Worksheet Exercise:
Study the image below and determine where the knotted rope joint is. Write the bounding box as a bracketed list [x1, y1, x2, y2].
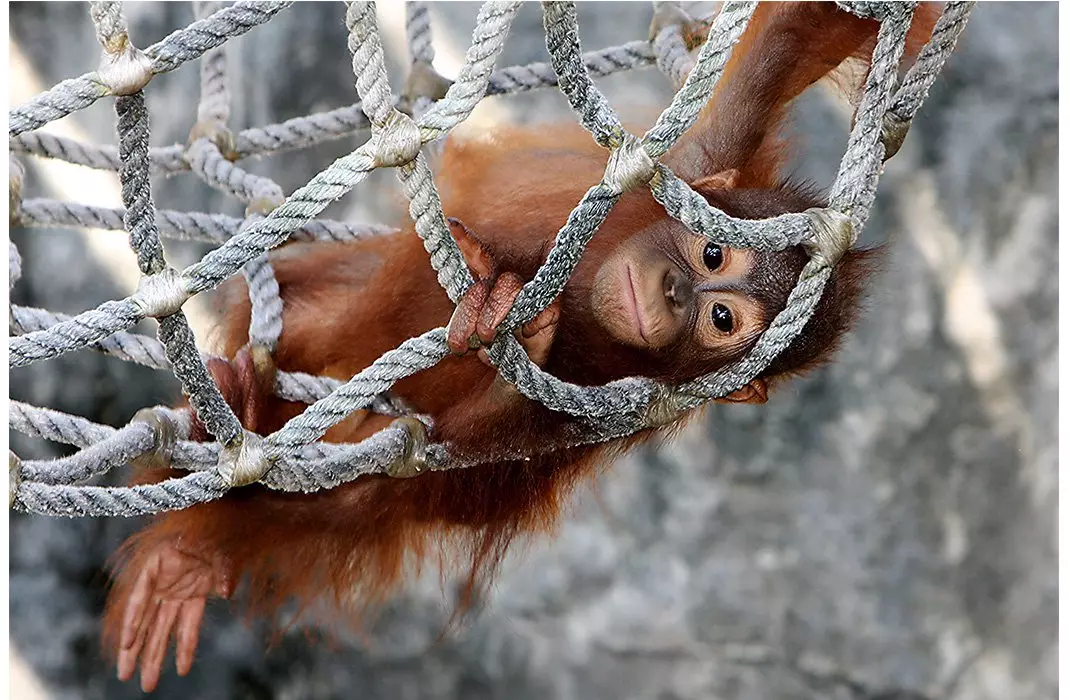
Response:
[386, 417, 430, 479]
[188, 119, 238, 161]
[97, 43, 154, 96]
[217, 429, 270, 487]
[803, 208, 856, 267]
[130, 406, 179, 468]
[603, 133, 656, 195]
[131, 267, 190, 318]
[371, 111, 424, 168]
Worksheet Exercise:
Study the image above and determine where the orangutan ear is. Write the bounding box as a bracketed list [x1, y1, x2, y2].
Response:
[715, 378, 768, 405]
[690, 168, 740, 191]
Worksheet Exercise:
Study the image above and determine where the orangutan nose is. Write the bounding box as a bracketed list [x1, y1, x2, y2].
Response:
[663, 267, 694, 312]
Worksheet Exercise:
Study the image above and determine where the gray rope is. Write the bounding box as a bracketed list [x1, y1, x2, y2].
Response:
[651, 11, 693, 89]
[14, 471, 229, 517]
[542, 2, 625, 148]
[650, 167, 812, 251]
[11, 304, 171, 369]
[406, 2, 435, 65]
[187, 139, 285, 205]
[10, 1, 293, 137]
[262, 328, 449, 461]
[16, 198, 396, 243]
[115, 93, 165, 275]
[828, 5, 914, 228]
[89, 1, 129, 54]
[21, 422, 158, 486]
[241, 221, 284, 353]
[10, 400, 116, 448]
[346, 2, 472, 302]
[887, 2, 974, 126]
[416, 1, 523, 140]
[10, 304, 395, 413]
[9, 299, 144, 368]
[195, 1, 231, 126]
[9, 156, 24, 227]
[641, 1, 756, 160]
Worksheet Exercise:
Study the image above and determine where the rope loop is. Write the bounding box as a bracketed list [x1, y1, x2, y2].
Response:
[603, 133, 656, 195]
[803, 208, 856, 267]
[131, 266, 190, 318]
[97, 42, 154, 96]
[371, 110, 423, 168]
[217, 429, 270, 487]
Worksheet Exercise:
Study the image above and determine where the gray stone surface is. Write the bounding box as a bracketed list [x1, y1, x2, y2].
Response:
[8, 3, 1056, 699]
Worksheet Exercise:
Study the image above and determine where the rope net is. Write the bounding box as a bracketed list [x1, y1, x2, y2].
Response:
[8, 1, 972, 517]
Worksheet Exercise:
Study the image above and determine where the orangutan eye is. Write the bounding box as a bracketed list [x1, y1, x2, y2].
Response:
[711, 303, 734, 333]
[702, 242, 725, 272]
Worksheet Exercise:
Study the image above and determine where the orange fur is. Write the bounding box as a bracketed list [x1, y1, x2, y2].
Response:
[103, 1, 941, 663]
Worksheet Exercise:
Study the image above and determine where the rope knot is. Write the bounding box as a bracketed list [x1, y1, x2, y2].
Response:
[803, 208, 856, 267]
[217, 430, 270, 487]
[188, 119, 238, 161]
[371, 111, 423, 168]
[603, 134, 656, 195]
[386, 417, 430, 478]
[132, 267, 190, 318]
[131, 407, 179, 467]
[97, 42, 154, 96]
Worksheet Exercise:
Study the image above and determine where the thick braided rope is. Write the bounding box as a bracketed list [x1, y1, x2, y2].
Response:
[195, 1, 231, 126]
[642, 1, 757, 159]
[8, 41, 660, 175]
[11, 305, 171, 369]
[887, 1, 974, 127]
[406, 2, 435, 66]
[10, 1, 293, 137]
[9, 2, 968, 513]
[346, 2, 470, 303]
[15, 198, 396, 244]
[9, 399, 450, 500]
[89, 2, 128, 54]
[416, 2, 522, 140]
[828, 4, 914, 228]
[15, 472, 230, 517]
[650, 3, 694, 89]
[103, 7, 246, 447]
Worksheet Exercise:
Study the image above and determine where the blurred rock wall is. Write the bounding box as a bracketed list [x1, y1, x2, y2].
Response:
[9, 3, 1056, 699]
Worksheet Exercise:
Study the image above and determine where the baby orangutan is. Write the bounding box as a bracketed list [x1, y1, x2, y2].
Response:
[105, 2, 939, 690]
